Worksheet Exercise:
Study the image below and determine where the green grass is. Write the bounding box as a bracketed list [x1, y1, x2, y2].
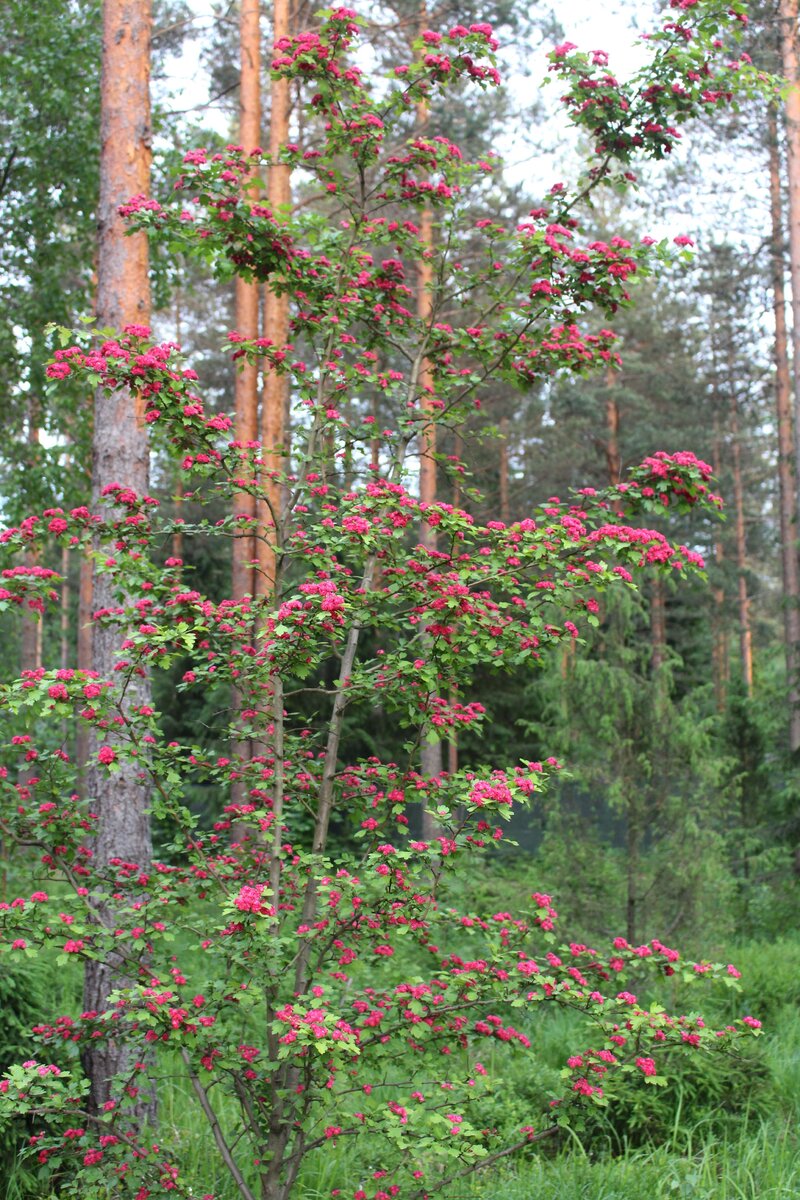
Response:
[470, 1120, 800, 1200]
[4, 938, 800, 1200]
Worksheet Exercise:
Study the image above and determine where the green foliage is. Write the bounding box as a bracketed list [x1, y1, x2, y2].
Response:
[0, 954, 81, 1196]
[706, 939, 800, 1025]
[0, 3, 793, 1198]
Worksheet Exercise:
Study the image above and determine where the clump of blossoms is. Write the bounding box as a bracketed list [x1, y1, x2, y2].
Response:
[0, 5, 765, 1200]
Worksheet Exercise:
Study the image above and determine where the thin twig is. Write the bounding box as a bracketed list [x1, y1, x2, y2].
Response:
[407, 1125, 560, 1200]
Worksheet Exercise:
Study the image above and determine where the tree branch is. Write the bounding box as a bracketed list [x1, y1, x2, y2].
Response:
[0, 145, 18, 200]
[180, 1047, 257, 1200]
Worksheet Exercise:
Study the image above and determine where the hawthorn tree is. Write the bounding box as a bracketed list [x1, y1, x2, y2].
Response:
[0, 4, 767, 1199]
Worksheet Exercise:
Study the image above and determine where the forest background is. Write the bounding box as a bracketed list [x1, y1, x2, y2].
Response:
[1, 0, 800, 1198]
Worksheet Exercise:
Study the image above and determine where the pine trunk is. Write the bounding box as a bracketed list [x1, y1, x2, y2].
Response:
[650, 575, 666, 672]
[233, 0, 261, 604]
[605, 361, 621, 486]
[448, 433, 463, 779]
[76, 551, 94, 777]
[60, 543, 70, 673]
[231, 0, 262, 817]
[626, 788, 640, 946]
[769, 107, 800, 749]
[711, 536, 730, 711]
[415, 3, 442, 827]
[259, 0, 291, 597]
[20, 406, 42, 675]
[728, 392, 753, 695]
[779, 0, 800, 534]
[82, 0, 154, 1122]
[711, 419, 729, 711]
[499, 416, 510, 523]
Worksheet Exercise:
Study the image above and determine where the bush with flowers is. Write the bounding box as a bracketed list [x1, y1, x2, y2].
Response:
[0, 5, 765, 1198]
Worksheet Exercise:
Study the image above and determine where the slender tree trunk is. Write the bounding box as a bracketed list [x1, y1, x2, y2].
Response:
[415, 2, 442, 827]
[231, 0, 262, 817]
[416, 134, 436, 550]
[59, 541, 71, 745]
[78, 279, 97, 781]
[650, 575, 666, 672]
[233, 0, 261, 603]
[728, 391, 753, 696]
[711, 535, 729, 711]
[626, 788, 640, 945]
[779, 0, 800, 534]
[370, 392, 380, 470]
[448, 433, 463, 778]
[605, 361, 621, 486]
[20, 406, 42, 675]
[82, 0, 154, 1122]
[173, 479, 184, 561]
[173, 283, 185, 563]
[415, 0, 435, 527]
[499, 416, 510, 524]
[259, 0, 291, 597]
[770, 107, 800, 749]
[76, 549, 93, 775]
[20, 553, 43, 672]
[711, 418, 729, 712]
[59, 539, 70, 674]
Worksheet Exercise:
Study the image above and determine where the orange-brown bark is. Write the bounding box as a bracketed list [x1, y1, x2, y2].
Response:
[417, 187, 436, 548]
[233, 0, 261, 603]
[259, 0, 292, 597]
[447, 433, 463, 778]
[415, 4, 442, 817]
[95, 3, 151, 334]
[770, 107, 800, 748]
[93, 0, 151, 497]
[711, 537, 729, 711]
[711, 419, 729, 712]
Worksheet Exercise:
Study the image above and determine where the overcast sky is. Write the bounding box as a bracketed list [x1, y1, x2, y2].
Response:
[156, 2, 766, 251]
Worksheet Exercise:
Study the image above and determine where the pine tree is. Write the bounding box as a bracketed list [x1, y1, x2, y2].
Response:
[82, 0, 155, 1121]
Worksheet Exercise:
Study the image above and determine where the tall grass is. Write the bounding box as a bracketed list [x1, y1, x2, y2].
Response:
[4, 940, 799, 1199]
[473, 1120, 800, 1200]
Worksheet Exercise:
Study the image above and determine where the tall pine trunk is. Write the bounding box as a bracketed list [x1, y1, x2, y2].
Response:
[259, 0, 291, 597]
[231, 0, 262, 817]
[650, 577, 667, 672]
[604, 360, 621, 486]
[499, 416, 510, 523]
[728, 387, 753, 695]
[20, 405, 42, 675]
[769, 106, 800, 749]
[82, 0, 154, 1121]
[778, 0, 800, 534]
[76, 548, 93, 779]
[711, 416, 730, 712]
[233, 0, 261, 604]
[415, 1, 442, 830]
[448, 432, 463, 779]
